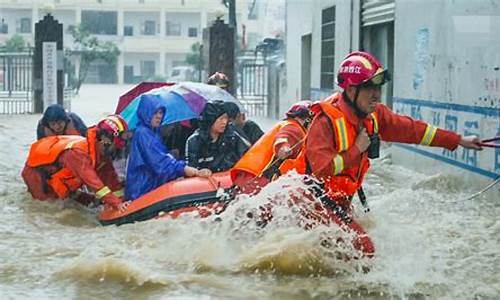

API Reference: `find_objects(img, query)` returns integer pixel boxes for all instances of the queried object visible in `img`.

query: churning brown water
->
[1,85,498,299]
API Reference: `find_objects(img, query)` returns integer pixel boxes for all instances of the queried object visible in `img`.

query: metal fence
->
[0,51,33,114]
[238,61,269,117]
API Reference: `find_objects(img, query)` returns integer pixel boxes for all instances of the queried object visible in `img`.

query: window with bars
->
[142,20,156,35]
[140,60,156,78]
[188,27,197,37]
[320,6,335,89]
[166,21,181,36]
[81,11,117,35]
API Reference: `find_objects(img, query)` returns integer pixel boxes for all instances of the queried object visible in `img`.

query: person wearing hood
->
[37,104,87,139]
[125,94,211,201]
[22,115,129,212]
[223,102,264,145]
[185,100,249,172]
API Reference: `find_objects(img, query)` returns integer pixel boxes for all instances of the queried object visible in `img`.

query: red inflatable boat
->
[98,171,233,226]
[98,172,374,257]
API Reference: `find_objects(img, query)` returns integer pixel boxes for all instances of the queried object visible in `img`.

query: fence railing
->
[0,91,33,114]
[0,50,34,114]
[238,62,269,117]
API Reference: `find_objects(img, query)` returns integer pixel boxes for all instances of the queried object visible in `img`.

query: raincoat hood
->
[41,104,70,126]
[224,102,240,119]
[200,100,226,130]
[137,94,166,129]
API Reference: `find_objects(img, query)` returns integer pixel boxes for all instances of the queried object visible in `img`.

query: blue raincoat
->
[125,94,186,201]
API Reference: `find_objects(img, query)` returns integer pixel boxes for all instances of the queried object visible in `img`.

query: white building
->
[284,0,499,183]
[0,0,265,84]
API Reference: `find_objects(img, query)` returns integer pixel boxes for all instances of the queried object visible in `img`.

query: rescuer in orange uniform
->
[232,101,314,194]
[305,51,482,213]
[21,115,131,211]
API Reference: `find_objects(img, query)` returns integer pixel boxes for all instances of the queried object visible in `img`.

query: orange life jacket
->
[311,93,379,197]
[26,129,98,198]
[231,119,307,181]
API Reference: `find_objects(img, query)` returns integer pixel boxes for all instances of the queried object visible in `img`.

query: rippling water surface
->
[1,85,498,299]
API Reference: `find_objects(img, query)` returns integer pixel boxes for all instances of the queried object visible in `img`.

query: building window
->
[166,21,181,36]
[67,25,75,34]
[142,20,156,36]
[0,19,8,34]
[124,26,133,36]
[320,6,335,89]
[81,10,117,35]
[141,60,156,78]
[188,27,197,37]
[19,18,31,34]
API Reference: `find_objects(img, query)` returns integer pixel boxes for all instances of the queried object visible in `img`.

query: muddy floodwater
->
[0,85,498,299]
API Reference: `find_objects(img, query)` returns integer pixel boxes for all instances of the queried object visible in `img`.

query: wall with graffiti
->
[392,0,500,180]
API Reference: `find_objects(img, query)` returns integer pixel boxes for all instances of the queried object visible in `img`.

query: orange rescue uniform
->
[232,119,307,193]
[305,92,461,210]
[21,127,124,208]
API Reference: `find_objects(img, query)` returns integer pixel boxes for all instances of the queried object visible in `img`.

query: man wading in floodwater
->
[304,51,482,249]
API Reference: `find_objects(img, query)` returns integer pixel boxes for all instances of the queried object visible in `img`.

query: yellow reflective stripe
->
[371,112,379,133]
[420,125,438,146]
[335,118,349,152]
[107,115,124,132]
[65,139,82,150]
[332,155,345,175]
[113,189,124,198]
[273,137,288,147]
[95,186,111,199]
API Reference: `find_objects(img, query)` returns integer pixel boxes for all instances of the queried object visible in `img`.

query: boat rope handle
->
[481,136,500,143]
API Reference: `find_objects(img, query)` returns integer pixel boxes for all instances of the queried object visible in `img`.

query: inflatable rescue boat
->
[99,171,233,226]
[98,171,374,257]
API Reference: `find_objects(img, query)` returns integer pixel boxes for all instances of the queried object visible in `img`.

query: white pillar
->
[31,6,39,35]
[159,51,166,78]
[117,52,124,84]
[201,11,207,29]
[159,9,165,37]
[117,8,124,37]
[75,58,81,80]
[75,8,81,24]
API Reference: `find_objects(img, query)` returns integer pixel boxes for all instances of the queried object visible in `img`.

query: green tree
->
[0,34,28,52]
[67,24,120,93]
[185,42,203,81]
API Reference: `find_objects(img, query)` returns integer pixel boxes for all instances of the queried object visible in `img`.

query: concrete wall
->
[123,11,160,36]
[165,12,201,37]
[0,8,32,36]
[284,0,499,184]
[391,0,500,181]
[0,0,255,83]
[283,0,360,117]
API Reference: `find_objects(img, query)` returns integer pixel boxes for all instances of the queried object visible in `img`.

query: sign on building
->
[42,42,57,108]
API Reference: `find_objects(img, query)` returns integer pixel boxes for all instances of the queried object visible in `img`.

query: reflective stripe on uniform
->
[334,118,349,152]
[332,154,344,175]
[96,186,112,199]
[65,140,79,150]
[273,137,288,147]
[371,112,379,133]
[420,125,438,146]
[107,115,124,132]
[113,189,124,198]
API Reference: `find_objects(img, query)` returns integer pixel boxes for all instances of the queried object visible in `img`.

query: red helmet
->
[336,51,390,90]
[285,100,313,119]
[207,72,230,89]
[97,115,129,149]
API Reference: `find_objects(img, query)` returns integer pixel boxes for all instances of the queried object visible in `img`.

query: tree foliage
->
[185,42,203,68]
[185,42,203,81]
[67,24,120,93]
[0,34,28,52]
